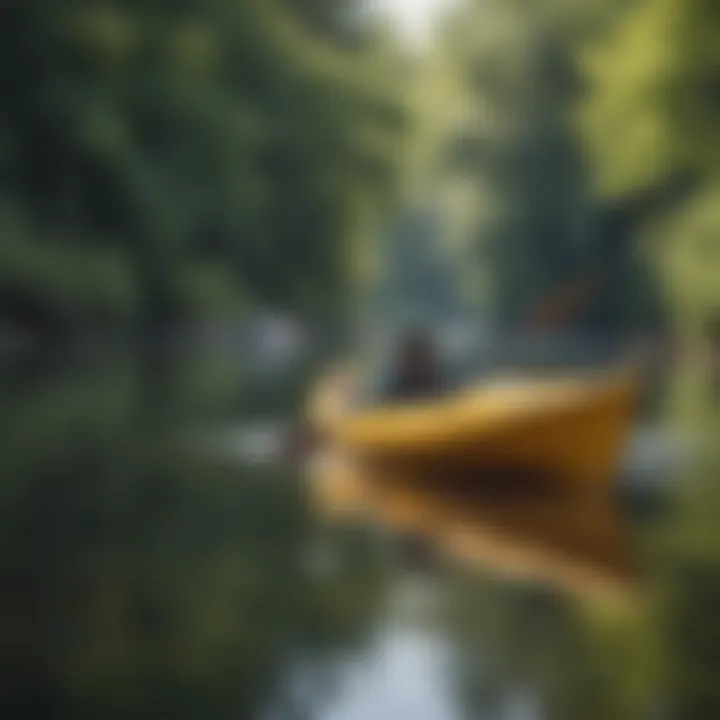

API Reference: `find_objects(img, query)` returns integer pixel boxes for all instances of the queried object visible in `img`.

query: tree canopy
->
[0,0,408,334]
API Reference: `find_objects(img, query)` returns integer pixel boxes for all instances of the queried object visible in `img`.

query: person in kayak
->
[284,329,445,460]
[383,329,445,401]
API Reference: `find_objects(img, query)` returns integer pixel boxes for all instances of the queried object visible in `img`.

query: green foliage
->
[437,0,603,327]
[0,0,406,332]
[445,571,661,720]
[0,229,139,332]
[576,5,720,714]
[0,357,390,718]
[652,184,720,319]
[580,0,720,198]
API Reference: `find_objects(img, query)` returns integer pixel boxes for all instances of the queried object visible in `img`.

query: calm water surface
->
[0,348,717,719]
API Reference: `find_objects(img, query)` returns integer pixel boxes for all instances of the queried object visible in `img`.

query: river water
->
[0,346,717,719]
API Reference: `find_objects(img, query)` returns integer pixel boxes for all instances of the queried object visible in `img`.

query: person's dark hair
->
[385,327,442,400]
[401,328,434,354]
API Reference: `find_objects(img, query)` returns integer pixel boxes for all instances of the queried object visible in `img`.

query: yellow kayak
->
[307,365,639,492]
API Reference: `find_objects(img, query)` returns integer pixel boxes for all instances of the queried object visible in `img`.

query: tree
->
[0,0,408,334]
[579,0,720,198]
[435,0,596,328]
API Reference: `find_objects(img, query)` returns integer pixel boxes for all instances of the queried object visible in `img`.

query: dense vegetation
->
[396,0,689,335]
[3,0,716,341]
[0,354,391,718]
[0,0,407,337]
[1,0,718,341]
[2,1,720,716]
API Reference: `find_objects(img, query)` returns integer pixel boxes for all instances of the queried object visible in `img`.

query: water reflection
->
[1,349,717,720]
[306,423,657,720]
[309,454,638,602]
[656,443,720,719]
[0,353,389,719]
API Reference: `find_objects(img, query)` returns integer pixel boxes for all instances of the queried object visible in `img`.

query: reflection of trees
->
[444,570,658,720]
[658,440,720,719]
[445,576,581,718]
[0,356,389,718]
[438,448,720,720]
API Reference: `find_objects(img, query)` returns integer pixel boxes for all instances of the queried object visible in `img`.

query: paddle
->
[521,169,698,341]
[522,270,605,336]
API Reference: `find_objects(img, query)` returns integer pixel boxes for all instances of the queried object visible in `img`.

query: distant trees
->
[422,0,670,334]
[579,0,720,332]
[432,1,593,328]
[579,0,720,198]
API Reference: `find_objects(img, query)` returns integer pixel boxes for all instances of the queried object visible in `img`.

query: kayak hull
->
[308,367,639,493]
